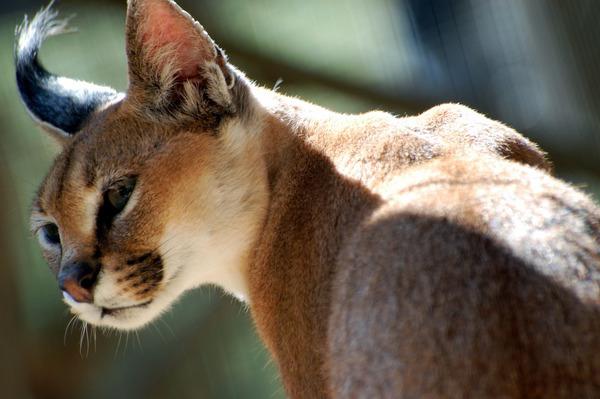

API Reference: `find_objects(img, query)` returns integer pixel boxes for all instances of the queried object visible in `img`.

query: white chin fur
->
[66,294,169,331]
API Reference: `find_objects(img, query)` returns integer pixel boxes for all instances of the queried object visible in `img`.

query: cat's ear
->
[125,0,235,116]
[15,5,121,142]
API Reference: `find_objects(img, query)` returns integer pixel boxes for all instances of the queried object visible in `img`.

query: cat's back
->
[328,153,600,398]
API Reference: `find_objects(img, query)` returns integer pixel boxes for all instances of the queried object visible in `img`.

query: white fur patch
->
[78,187,101,237]
[158,218,252,300]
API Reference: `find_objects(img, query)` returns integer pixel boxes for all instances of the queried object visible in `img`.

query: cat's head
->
[15,0,268,330]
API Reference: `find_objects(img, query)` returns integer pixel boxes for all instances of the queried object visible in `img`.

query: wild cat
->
[15,0,600,397]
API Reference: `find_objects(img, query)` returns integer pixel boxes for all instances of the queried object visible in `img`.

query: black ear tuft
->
[15,2,122,137]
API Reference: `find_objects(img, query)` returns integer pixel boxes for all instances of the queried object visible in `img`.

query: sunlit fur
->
[17,0,600,398]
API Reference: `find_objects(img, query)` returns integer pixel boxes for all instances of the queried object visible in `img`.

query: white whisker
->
[159,317,175,338]
[135,330,143,352]
[115,331,123,358]
[125,331,130,354]
[64,315,78,345]
[79,321,87,358]
[93,325,98,353]
[151,321,167,343]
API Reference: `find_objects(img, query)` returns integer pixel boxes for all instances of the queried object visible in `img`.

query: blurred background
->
[1,0,599,398]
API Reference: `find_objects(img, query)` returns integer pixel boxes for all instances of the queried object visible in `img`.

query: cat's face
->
[32,104,265,330]
[18,0,268,330]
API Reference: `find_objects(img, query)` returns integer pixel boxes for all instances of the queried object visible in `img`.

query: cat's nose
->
[58,261,99,303]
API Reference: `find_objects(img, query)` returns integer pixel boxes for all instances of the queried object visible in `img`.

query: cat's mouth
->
[100,299,153,317]
[62,291,158,330]
[59,259,188,331]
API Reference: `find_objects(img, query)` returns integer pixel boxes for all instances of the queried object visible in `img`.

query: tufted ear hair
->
[125,0,235,119]
[14,3,122,141]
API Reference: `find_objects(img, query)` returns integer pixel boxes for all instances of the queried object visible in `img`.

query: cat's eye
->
[105,177,136,214]
[40,223,60,246]
[97,176,137,235]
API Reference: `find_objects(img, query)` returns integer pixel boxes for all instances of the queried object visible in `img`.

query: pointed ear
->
[125,0,234,114]
[15,4,121,143]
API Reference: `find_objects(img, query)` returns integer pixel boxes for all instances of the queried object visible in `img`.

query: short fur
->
[15,1,599,398]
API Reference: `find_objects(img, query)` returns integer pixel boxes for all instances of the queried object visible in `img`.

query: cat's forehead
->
[36,110,154,213]
[34,112,211,217]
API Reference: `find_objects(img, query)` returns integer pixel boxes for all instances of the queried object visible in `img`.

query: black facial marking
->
[140,255,163,285]
[147,254,163,276]
[126,270,138,280]
[92,246,101,259]
[118,252,164,295]
[127,253,151,265]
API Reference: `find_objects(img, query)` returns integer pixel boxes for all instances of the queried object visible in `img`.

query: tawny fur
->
[248,94,598,398]
[18,1,599,398]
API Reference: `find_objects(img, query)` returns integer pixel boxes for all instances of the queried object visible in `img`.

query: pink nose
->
[58,261,99,303]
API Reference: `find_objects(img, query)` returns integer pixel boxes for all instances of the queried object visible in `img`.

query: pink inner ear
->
[140,1,213,79]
